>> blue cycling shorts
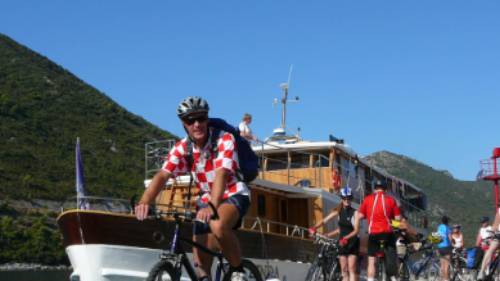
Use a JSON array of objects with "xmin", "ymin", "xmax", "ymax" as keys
[{"xmin": 193, "ymin": 194, "xmax": 250, "ymax": 235}]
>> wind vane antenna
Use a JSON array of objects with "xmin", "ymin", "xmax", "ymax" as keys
[
  {"xmin": 287, "ymin": 64, "xmax": 294, "ymax": 88},
  {"xmin": 277, "ymin": 64, "xmax": 299, "ymax": 131}
]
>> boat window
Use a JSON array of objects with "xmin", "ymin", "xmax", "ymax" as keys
[
  {"xmin": 257, "ymin": 194, "xmax": 266, "ymax": 216},
  {"xmin": 280, "ymin": 200, "xmax": 288, "ymax": 221},
  {"xmin": 295, "ymin": 179, "xmax": 311, "ymax": 187},
  {"xmin": 266, "ymin": 155, "xmax": 289, "ymax": 170},
  {"xmin": 314, "ymin": 156, "xmax": 329, "ymax": 168},
  {"xmin": 290, "ymin": 154, "xmax": 310, "ymax": 169}
]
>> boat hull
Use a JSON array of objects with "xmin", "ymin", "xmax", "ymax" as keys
[{"xmin": 58, "ymin": 210, "xmax": 316, "ymax": 281}]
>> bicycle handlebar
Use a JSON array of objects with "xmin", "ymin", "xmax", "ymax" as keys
[{"xmin": 312, "ymin": 234, "xmax": 338, "ymax": 246}]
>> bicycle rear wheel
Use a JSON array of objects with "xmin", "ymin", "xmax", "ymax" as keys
[
  {"xmin": 147, "ymin": 260, "xmax": 180, "ymax": 281},
  {"xmin": 376, "ymin": 259, "xmax": 386, "ymax": 281},
  {"xmin": 222, "ymin": 259, "xmax": 263, "ymax": 281}
]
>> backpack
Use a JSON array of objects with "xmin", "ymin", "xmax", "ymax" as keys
[{"xmin": 185, "ymin": 118, "xmax": 259, "ymax": 183}]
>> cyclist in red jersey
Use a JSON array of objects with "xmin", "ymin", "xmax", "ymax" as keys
[{"xmin": 354, "ymin": 179, "xmax": 401, "ymax": 281}]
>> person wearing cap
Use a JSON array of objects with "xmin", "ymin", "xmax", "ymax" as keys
[
  {"xmin": 478, "ymin": 211, "xmax": 500, "ymax": 280},
  {"xmin": 308, "ymin": 186, "xmax": 359, "ymax": 281},
  {"xmin": 436, "ymin": 216, "xmax": 453, "ymax": 281},
  {"xmin": 135, "ymin": 96, "xmax": 251, "ymax": 281},
  {"xmin": 354, "ymin": 179, "xmax": 401, "ymax": 281}
]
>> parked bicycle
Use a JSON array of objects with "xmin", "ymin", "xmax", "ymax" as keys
[
  {"xmin": 372, "ymin": 236, "xmax": 400, "ymax": 281},
  {"xmin": 449, "ymin": 248, "xmax": 468, "ymax": 281},
  {"xmin": 146, "ymin": 208, "xmax": 263, "ymax": 281},
  {"xmin": 397, "ymin": 233, "xmax": 441, "ymax": 281},
  {"xmin": 305, "ymin": 234, "xmax": 341, "ymax": 281}
]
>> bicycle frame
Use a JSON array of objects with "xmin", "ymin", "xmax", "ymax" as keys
[
  {"xmin": 412, "ymin": 246, "xmax": 438, "ymax": 279},
  {"xmin": 161, "ymin": 213, "xmax": 228, "ymax": 281}
]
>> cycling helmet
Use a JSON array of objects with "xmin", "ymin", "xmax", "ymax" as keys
[
  {"xmin": 374, "ymin": 179, "xmax": 387, "ymax": 189},
  {"xmin": 481, "ymin": 216, "xmax": 490, "ymax": 223},
  {"xmin": 177, "ymin": 96, "xmax": 209, "ymax": 118},
  {"xmin": 452, "ymin": 224, "xmax": 461, "ymax": 229},
  {"xmin": 340, "ymin": 186, "xmax": 353, "ymax": 198}
]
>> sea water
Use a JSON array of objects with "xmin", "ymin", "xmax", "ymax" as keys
[{"xmin": 0, "ymin": 270, "xmax": 71, "ymax": 281}]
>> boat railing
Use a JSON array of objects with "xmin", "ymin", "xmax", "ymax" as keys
[
  {"xmin": 242, "ymin": 216, "xmax": 308, "ymax": 239},
  {"xmin": 60, "ymin": 196, "xmax": 133, "ymax": 214},
  {"xmin": 145, "ymin": 139, "xmax": 177, "ymax": 180}
]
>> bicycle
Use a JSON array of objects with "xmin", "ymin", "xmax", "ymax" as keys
[
  {"xmin": 372, "ymin": 236, "xmax": 400, "ymax": 281},
  {"xmin": 397, "ymin": 234, "xmax": 441, "ymax": 281},
  {"xmin": 449, "ymin": 248, "xmax": 468, "ymax": 281},
  {"xmin": 304, "ymin": 234, "xmax": 341, "ymax": 281},
  {"xmin": 482, "ymin": 233, "xmax": 500, "ymax": 281},
  {"xmin": 146, "ymin": 208, "xmax": 263, "ymax": 281}
]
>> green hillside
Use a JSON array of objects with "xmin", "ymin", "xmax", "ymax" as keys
[
  {"xmin": 364, "ymin": 150, "xmax": 494, "ymax": 245},
  {"xmin": 0, "ymin": 33, "xmax": 176, "ymax": 201}
]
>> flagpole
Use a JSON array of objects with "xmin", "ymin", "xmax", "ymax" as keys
[{"xmin": 76, "ymin": 137, "xmax": 79, "ymax": 209}]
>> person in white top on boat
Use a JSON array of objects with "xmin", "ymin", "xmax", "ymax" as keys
[
  {"xmin": 478, "ymin": 211, "xmax": 500, "ymax": 280},
  {"xmin": 450, "ymin": 224, "xmax": 464, "ymax": 251},
  {"xmin": 238, "ymin": 113, "xmax": 256, "ymax": 142},
  {"xmin": 135, "ymin": 96, "xmax": 250, "ymax": 281}
]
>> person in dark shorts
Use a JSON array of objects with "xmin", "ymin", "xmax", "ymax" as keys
[
  {"xmin": 355, "ymin": 179, "xmax": 401, "ymax": 281},
  {"xmin": 437, "ymin": 216, "xmax": 452, "ymax": 281},
  {"xmin": 135, "ymin": 97, "xmax": 251, "ymax": 281},
  {"xmin": 309, "ymin": 186, "xmax": 360, "ymax": 281}
]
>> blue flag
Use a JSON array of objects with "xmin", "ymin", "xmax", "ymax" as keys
[{"xmin": 76, "ymin": 138, "xmax": 89, "ymax": 210}]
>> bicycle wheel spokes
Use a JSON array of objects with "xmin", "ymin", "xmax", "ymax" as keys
[
  {"xmin": 425, "ymin": 263, "xmax": 440, "ymax": 281},
  {"xmin": 222, "ymin": 259, "xmax": 263, "ymax": 281}
]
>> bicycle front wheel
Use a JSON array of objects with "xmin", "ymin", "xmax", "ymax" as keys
[
  {"xmin": 222, "ymin": 259, "xmax": 263, "ymax": 281},
  {"xmin": 398, "ymin": 260, "xmax": 410, "ymax": 281},
  {"xmin": 327, "ymin": 261, "xmax": 341, "ymax": 281},
  {"xmin": 147, "ymin": 260, "xmax": 180, "ymax": 281},
  {"xmin": 424, "ymin": 262, "xmax": 440, "ymax": 281}
]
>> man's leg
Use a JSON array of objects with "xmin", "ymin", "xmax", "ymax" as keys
[
  {"xmin": 209, "ymin": 203, "xmax": 242, "ymax": 267},
  {"xmin": 478, "ymin": 240, "xmax": 499, "ymax": 279},
  {"xmin": 193, "ymin": 233, "xmax": 215, "ymax": 279},
  {"xmin": 367, "ymin": 256, "xmax": 376, "ymax": 281}
]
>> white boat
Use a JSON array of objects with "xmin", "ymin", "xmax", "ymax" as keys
[{"xmin": 58, "ymin": 85, "xmax": 429, "ymax": 281}]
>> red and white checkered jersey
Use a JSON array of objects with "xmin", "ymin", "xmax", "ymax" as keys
[{"xmin": 162, "ymin": 130, "xmax": 250, "ymax": 203}]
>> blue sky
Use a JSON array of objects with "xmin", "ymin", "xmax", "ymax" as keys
[{"xmin": 1, "ymin": 1, "xmax": 499, "ymax": 180}]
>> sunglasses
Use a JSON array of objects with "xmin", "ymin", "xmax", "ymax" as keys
[
  {"xmin": 182, "ymin": 115, "xmax": 208, "ymax": 125},
  {"xmin": 341, "ymin": 197, "xmax": 352, "ymax": 200}
]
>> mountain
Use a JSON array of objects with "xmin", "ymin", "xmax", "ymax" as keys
[
  {"xmin": 0, "ymin": 33, "xmax": 176, "ymax": 201},
  {"xmin": 364, "ymin": 150, "xmax": 494, "ymax": 245}
]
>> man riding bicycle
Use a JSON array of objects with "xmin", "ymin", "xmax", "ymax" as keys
[
  {"xmin": 135, "ymin": 96, "xmax": 250, "ymax": 281},
  {"xmin": 355, "ymin": 179, "xmax": 401, "ymax": 281}
]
